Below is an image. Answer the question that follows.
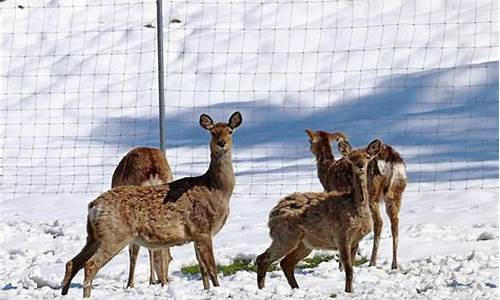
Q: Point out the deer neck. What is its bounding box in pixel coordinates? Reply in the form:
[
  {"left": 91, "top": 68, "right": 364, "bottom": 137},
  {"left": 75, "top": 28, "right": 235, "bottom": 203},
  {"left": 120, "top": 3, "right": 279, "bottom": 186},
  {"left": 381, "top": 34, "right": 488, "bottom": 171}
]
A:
[
  {"left": 315, "top": 143, "right": 335, "bottom": 174},
  {"left": 352, "top": 167, "right": 369, "bottom": 210},
  {"left": 206, "top": 149, "right": 235, "bottom": 194}
]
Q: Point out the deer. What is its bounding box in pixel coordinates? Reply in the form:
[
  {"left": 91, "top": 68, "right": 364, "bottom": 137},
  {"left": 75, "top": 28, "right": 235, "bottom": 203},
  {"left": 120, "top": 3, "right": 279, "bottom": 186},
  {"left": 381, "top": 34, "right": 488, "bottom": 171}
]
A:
[
  {"left": 61, "top": 112, "right": 242, "bottom": 297},
  {"left": 256, "top": 139, "right": 382, "bottom": 293},
  {"left": 305, "top": 129, "right": 407, "bottom": 269},
  {"left": 305, "top": 129, "right": 352, "bottom": 194},
  {"left": 111, "top": 146, "right": 174, "bottom": 288}
]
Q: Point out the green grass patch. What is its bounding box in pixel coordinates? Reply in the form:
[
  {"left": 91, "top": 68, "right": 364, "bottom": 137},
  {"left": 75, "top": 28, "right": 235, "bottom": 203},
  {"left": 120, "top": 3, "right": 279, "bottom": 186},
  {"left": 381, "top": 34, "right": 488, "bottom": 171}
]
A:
[
  {"left": 297, "top": 255, "right": 336, "bottom": 269},
  {"left": 218, "top": 259, "right": 257, "bottom": 276},
  {"left": 181, "top": 258, "right": 277, "bottom": 277},
  {"left": 180, "top": 264, "right": 201, "bottom": 275},
  {"left": 180, "top": 255, "right": 368, "bottom": 277},
  {"left": 353, "top": 256, "right": 369, "bottom": 266}
]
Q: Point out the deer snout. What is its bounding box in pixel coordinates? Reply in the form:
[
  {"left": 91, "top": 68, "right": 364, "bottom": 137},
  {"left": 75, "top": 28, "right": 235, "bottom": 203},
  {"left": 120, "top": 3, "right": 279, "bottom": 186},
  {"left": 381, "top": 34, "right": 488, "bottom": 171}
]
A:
[
  {"left": 355, "top": 163, "right": 365, "bottom": 174},
  {"left": 217, "top": 140, "right": 226, "bottom": 148}
]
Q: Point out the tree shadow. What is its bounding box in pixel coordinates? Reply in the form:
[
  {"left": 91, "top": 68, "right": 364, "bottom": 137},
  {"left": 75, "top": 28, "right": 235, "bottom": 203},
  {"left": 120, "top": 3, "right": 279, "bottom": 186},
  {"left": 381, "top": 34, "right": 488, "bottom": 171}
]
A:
[{"left": 87, "top": 60, "right": 498, "bottom": 184}]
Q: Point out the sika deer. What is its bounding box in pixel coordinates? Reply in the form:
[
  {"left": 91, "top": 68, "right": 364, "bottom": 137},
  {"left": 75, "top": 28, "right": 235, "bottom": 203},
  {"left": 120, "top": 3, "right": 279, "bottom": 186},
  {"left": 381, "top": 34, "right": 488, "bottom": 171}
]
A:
[
  {"left": 368, "top": 143, "right": 407, "bottom": 269},
  {"left": 61, "top": 112, "right": 242, "bottom": 297},
  {"left": 306, "top": 129, "right": 407, "bottom": 269},
  {"left": 305, "top": 129, "right": 352, "bottom": 194},
  {"left": 256, "top": 139, "right": 382, "bottom": 293},
  {"left": 111, "top": 147, "right": 173, "bottom": 288}
]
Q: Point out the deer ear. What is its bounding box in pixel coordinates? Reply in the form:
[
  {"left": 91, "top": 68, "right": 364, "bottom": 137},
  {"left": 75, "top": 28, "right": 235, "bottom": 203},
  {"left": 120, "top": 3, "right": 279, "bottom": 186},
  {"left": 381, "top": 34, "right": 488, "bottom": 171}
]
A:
[
  {"left": 305, "top": 129, "right": 315, "bottom": 141},
  {"left": 199, "top": 114, "right": 214, "bottom": 130},
  {"left": 228, "top": 111, "right": 242, "bottom": 129},
  {"left": 328, "top": 131, "right": 347, "bottom": 142},
  {"left": 338, "top": 140, "right": 353, "bottom": 157},
  {"left": 366, "top": 139, "right": 382, "bottom": 157}
]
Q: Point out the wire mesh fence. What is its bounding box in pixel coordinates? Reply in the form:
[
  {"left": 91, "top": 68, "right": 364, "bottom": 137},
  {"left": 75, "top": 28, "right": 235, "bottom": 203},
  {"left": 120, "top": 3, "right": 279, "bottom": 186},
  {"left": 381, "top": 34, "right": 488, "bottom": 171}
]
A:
[
  {"left": 0, "top": 0, "right": 498, "bottom": 202},
  {"left": 1, "top": 0, "right": 160, "bottom": 196}
]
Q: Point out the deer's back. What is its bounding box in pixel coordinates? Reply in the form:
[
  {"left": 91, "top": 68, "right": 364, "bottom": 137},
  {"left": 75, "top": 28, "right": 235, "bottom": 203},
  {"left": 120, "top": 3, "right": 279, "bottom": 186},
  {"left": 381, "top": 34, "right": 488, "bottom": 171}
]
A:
[
  {"left": 88, "top": 176, "right": 232, "bottom": 245},
  {"left": 267, "top": 191, "right": 371, "bottom": 250},
  {"left": 111, "top": 147, "right": 173, "bottom": 187}
]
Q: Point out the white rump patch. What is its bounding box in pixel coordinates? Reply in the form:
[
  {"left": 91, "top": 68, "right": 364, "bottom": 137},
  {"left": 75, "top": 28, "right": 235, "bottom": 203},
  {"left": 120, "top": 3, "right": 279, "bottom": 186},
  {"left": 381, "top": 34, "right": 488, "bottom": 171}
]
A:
[
  {"left": 142, "top": 174, "right": 164, "bottom": 186},
  {"left": 377, "top": 160, "right": 391, "bottom": 177},
  {"left": 392, "top": 163, "right": 407, "bottom": 181},
  {"left": 88, "top": 206, "right": 103, "bottom": 224}
]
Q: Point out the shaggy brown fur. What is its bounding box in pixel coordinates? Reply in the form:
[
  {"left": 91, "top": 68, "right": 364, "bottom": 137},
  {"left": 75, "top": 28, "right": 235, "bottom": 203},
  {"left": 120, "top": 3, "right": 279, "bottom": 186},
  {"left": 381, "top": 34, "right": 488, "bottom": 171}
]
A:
[
  {"left": 61, "top": 112, "right": 242, "bottom": 297},
  {"left": 306, "top": 129, "right": 407, "bottom": 269},
  {"left": 111, "top": 147, "right": 173, "bottom": 288},
  {"left": 112, "top": 147, "right": 173, "bottom": 187},
  {"left": 367, "top": 143, "right": 407, "bottom": 269},
  {"left": 256, "top": 139, "right": 382, "bottom": 293},
  {"left": 305, "top": 129, "right": 353, "bottom": 193}
]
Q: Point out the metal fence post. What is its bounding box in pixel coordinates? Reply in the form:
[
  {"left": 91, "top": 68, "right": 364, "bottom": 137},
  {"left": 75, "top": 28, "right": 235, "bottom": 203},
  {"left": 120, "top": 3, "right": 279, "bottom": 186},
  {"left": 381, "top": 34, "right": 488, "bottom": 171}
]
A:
[{"left": 156, "top": 0, "right": 166, "bottom": 152}]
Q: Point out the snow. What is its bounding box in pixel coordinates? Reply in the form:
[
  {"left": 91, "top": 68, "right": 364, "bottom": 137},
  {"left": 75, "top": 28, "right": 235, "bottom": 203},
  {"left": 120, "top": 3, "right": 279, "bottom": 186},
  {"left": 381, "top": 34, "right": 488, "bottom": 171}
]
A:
[{"left": 0, "top": 0, "right": 498, "bottom": 299}]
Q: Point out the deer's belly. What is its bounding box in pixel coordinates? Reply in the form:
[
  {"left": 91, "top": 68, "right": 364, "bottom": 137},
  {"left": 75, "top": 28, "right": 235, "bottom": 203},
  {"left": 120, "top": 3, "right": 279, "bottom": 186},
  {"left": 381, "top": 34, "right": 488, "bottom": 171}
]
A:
[
  {"left": 135, "top": 222, "right": 190, "bottom": 248},
  {"left": 303, "top": 236, "right": 338, "bottom": 250}
]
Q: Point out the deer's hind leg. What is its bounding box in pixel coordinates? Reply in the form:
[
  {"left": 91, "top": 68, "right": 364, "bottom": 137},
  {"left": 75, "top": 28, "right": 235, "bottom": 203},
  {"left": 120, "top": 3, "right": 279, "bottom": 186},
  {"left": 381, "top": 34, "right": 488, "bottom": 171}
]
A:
[
  {"left": 384, "top": 181, "right": 404, "bottom": 270},
  {"left": 256, "top": 233, "right": 302, "bottom": 289},
  {"left": 148, "top": 249, "right": 158, "bottom": 285},
  {"left": 82, "top": 240, "right": 129, "bottom": 297},
  {"left": 279, "top": 242, "right": 312, "bottom": 289},
  {"left": 61, "top": 237, "right": 99, "bottom": 295},
  {"left": 126, "top": 243, "right": 140, "bottom": 288},
  {"left": 153, "top": 248, "right": 172, "bottom": 285}
]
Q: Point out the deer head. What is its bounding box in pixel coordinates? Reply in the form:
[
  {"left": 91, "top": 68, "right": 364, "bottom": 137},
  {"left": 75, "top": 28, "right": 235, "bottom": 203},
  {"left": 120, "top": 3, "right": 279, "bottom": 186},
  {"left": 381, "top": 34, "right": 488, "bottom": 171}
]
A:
[
  {"left": 338, "top": 139, "right": 381, "bottom": 175},
  {"left": 305, "top": 129, "right": 348, "bottom": 156},
  {"left": 200, "top": 112, "right": 242, "bottom": 158}
]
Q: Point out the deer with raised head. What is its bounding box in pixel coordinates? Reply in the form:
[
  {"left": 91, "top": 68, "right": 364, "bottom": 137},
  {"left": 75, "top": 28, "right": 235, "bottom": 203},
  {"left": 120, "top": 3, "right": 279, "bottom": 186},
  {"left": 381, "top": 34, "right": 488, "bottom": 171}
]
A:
[
  {"left": 306, "top": 129, "right": 407, "bottom": 269},
  {"left": 256, "top": 139, "right": 382, "bottom": 293},
  {"left": 111, "top": 146, "right": 173, "bottom": 288},
  {"left": 61, "top": 112, "right": 242, "bottom": 297},
  {"left": 305, "top": 129, "right": 352, "bottom": 194}
]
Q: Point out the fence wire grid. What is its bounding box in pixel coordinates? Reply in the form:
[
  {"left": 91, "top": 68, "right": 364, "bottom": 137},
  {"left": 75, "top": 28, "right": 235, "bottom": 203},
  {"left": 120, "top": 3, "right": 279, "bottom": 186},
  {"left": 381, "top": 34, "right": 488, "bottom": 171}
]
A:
[{"left": 0, "top": 0, "right": 498, "bottom": 201}]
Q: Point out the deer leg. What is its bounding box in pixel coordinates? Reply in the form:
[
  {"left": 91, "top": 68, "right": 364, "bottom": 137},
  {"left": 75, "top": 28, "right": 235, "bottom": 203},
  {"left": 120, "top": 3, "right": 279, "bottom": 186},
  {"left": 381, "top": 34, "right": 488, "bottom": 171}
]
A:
[
  {"left": 369, "top": 178, "right": 384, "bottom": 267},
  {"left": 61, "top": 237, "right": 99, "bottom": 295},
  {"left": 164, "top": 248, "right": 172, "bottom": 283},
  {"left": 369, "top": 201, "right": 383, "bottom": 267},
  {"left": 256, "top": 238, "right": 299, "bottom": 289},
  {"left": 148, "top": 249, "right": 159, "bottom": 285},
  {"left": 196, "top": 235, "right": 219, "bottom": 287},
  {"left": 194, "top": 242, "right": 210, "bottom": 289},
  {"left": 83, "top": 241, "right": 128, "bottom": 298},
  {"left": 385, "top": 193, "right": 401, "bottom": 270},
  {"left": 153, "top": 248, "right": 172, "bottom": 285},
  {"left": 351, "top": 241, "right": 359, "bottom": 266},
  {"left": 126, "top": 243, "right": 140, "bottom": 288},
  {"left": 339, "top": 239, "right": 362, "bottom": 272},
  {"left": 338, "top": 242, "right": 353, "bottom": 293},
  {"left": 279, "top": 242, "right": 312, "bottom": 289}
]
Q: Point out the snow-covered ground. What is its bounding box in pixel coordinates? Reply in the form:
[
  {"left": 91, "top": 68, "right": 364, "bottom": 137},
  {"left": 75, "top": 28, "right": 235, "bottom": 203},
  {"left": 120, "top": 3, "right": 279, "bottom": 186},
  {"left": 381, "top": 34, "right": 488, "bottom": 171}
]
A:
[
  {"left": 0, "top": 0, "right": 498, "bottom": 299},
  {"left": 0, "top": 185, "right": 498, "bottom": 299}
]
